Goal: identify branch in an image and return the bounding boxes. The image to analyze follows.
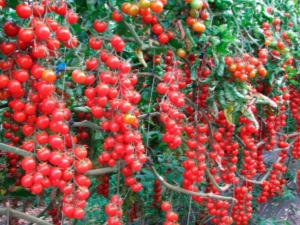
[0,208,52,225]
[147,164,237,203]
[27,201,53,225]
[0,143,34,157]
[137,112,160,120]
[136,72,163,81]
[268,137,298,153]
[205,169,232,192]
[84,158,237,202]
[233,133,247,149]
[85,162,125,176]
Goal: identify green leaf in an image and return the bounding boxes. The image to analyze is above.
[210,36,221,47]
[8,187,34,199]
[218,91,228,109]
[244,107,259,129]
[255,93,278,108]
[73,106,91,113]
[288,68,297,79]
[232,86,247,101]
[167,0,177,5]
[223,83,235,101]
[190,58,201,81]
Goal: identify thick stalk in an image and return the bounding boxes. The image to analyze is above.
[0,208,52,225]
[147,164,237,203]
[0,143,34,157]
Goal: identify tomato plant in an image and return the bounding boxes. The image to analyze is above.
[0,0,299,224]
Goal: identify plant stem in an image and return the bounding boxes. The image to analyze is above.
[0,208,52,225]
[27,201,53,225]
[0,143,34,157]
[147,163,237,203]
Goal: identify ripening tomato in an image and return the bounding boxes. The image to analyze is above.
[128,4,139,17]
[139,0,151,9]
[176,48,186,58]
[150,1,163,13]
[257,66,267,77]
[192,21,205,33]
[42,70,56,83]
[72,70,86,84]
[200,10,209,20]
[121,2,131,14]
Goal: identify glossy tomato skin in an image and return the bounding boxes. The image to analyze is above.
[94,20,107,32]
[16,4,32,19]
[4,22,20,37]
[112,11,123,21]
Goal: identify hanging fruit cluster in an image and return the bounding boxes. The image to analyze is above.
[224,53,267,82]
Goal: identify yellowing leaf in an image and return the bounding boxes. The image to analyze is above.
[134,48,147,68]
[224,103,235,125]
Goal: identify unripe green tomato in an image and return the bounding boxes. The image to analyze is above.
[189,9,198,18]
[269,41,277,47]
[191,0,203,9]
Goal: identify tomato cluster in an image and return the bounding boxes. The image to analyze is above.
[213,112,239,185]
[105,195,123,225]
[257,151,287,203]
[225,53,267,82]
[289,88,300,130]
[129,203,138,222]
[156,51,187,149]
[238,114,259,180]
[232,184,253,224]
[121,0,175,45]
[160,201,179,225]
[182,123,207,201]
[206,198,232,225]
[186,0,208,33]
[151,180,162,208]
[97,174,110,198]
